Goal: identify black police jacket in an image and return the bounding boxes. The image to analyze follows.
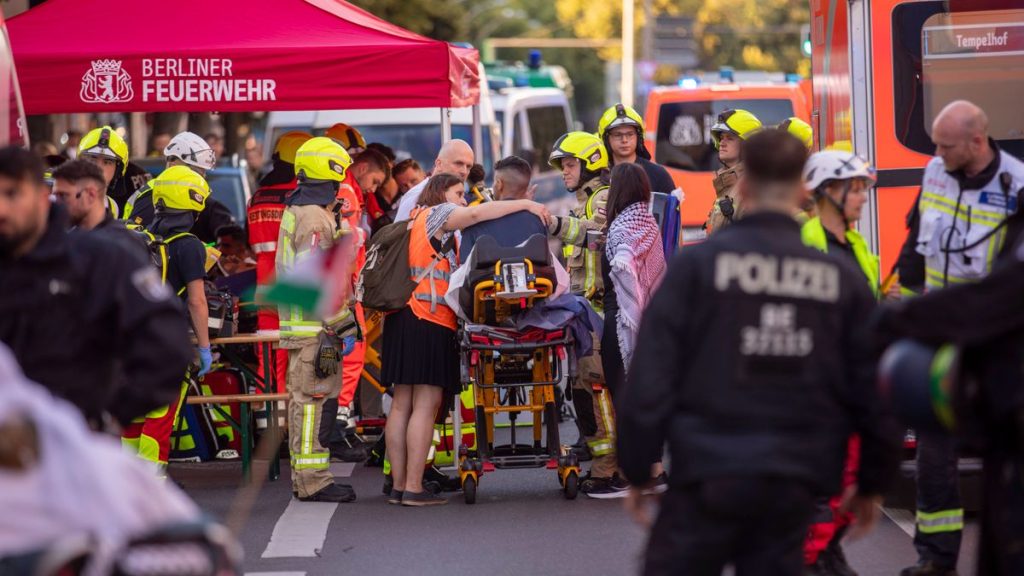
[0,205,193,426]
[618,212,901,496]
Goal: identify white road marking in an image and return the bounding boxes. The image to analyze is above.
[882,507,916,537]
[261,500,338,558]
[329,462,355,477]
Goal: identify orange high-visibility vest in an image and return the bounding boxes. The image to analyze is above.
[407,208,457,331]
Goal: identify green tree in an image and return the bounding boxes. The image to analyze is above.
[349,0,467,42]
[696,0,810,75]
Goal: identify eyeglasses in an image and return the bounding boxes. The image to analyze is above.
[608,130,637,142]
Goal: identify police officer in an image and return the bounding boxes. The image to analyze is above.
[0,146,192,429]
[122,131,235,243]
[597,103,676,193]
[618,129,900,575]
[546,131,626,497]
[892,100,1024,576]
[703,109,763,235]
[49,159,146,258]
[276,137,360,502]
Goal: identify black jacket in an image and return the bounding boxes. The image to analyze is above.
[0,205,193,426]
[636,157,677,194]
[618,212,901,496]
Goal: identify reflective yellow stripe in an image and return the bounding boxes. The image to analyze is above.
[916,509,964,534]
[587,439,614,456]
[920,197,1004,227]
[584,248,597,295]
[302,404,315,456]
[291,453,330,470]
[921,191,1006,222]
[925,266,975,289]
[564,218,581,244]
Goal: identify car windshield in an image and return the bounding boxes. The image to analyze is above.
[655,98,795,172]
[206,169,247,223]
[355,124,495,182]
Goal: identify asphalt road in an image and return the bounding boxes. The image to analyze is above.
[172,424,980,576]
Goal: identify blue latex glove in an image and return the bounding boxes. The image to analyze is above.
[198,346,213,377]
[341,336,357,357]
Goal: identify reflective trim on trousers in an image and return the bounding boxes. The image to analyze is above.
[916,509,964,534]
[588,438,614,456]
[291,453,330,470]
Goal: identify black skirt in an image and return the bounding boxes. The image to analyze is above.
[381,306,460,394]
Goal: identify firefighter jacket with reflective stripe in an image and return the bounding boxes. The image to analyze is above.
[276,204,351,347]
[617,212,901,496]
[801,216,880,298]
[248,182,293,296]
[407,207,457,330]
[704,162,743,235]
[915,150,1024,291]
[549,176,609,304]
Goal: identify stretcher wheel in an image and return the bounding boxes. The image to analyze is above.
[563,471,578,500]
[463,476,477,505]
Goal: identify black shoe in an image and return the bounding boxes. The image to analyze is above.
[582,474,630,499]
[899,562,958,576]
[387,489,404,505]
[401,490,447,507]
[642,472,669,496]
[298,483,356,503]
[330,444,367,463]
[821,529,857,576]
[424,465,461,492]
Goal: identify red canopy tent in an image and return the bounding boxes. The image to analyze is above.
[7,0,480,115]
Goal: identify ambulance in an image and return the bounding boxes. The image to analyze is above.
[810,0,1024,276]
[644,74,811,240]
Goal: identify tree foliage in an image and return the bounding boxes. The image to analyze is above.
[349,0,466,42]
[695,0,810,75]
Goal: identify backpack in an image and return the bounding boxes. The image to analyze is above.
[130,226,196,297]
[356,219,417,312]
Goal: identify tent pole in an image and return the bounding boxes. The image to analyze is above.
[471,104,482,164]
[441,108,452,143]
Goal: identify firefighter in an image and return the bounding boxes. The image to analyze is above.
[0,146,192,430]
[894,100,1024,576]
[703,109,763,235]
[597,103,676,193]
[121,165,213,477]
[122,131,234,243]
[323,148,391,462]
[618,129,901,575]
[249,131,312,395]
[545,131,625,497]
[800,150,891,576]
[277,137,360,502]
[77,126,134,219]
[325,123,367,156]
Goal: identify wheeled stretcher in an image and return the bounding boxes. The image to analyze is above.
[456,235,581,504]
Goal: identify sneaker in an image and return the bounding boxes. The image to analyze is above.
[298,483,356,503]
[899,562,958,576]
[582,474,630,499]
[401,490,447,507]
[387,489,404,505]
[642,472,669,495]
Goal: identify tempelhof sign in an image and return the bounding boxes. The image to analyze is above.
[80,58,278,105]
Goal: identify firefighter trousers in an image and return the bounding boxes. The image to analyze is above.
[573,344,617,479]
[122,380,189,476]
[644,478,815,576]
[287,341,342,498]
[913,432,963,568]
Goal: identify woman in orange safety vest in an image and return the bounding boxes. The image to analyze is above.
[382,172,550,506]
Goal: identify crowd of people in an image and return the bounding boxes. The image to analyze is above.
[1,96,1023,576]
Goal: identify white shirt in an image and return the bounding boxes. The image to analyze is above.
[395,176,431,222]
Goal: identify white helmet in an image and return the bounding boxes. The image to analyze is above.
[802,150,876,192]
[164,131,217,172]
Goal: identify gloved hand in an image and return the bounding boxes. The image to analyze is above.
[198,346,213,378]
[314,333,341,379]
[340,335,357,356]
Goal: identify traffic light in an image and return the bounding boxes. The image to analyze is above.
[801,24,812,57]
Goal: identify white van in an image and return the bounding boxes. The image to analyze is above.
[264,88,501,181]
[489,87,574,207]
